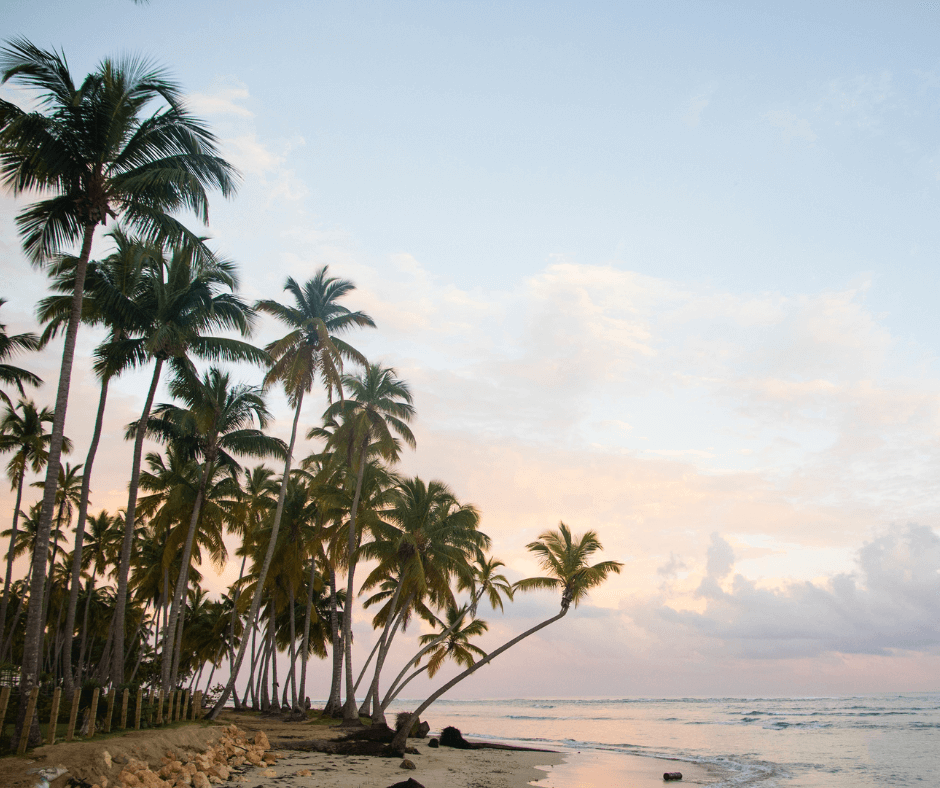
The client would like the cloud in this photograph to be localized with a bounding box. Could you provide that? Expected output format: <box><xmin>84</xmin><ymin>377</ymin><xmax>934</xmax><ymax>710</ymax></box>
<box><xmin>638</xmin><ymin>524</ymin><xmax>940</xmax><ymax>659</ymax></box>
<box><xmin>186</xmin><ymin>86</ymin><xmax>254</xmax><ymax>118</ymax></box>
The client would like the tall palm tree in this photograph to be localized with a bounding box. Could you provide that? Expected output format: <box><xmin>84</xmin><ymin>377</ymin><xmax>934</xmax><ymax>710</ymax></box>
<box><xmin>37</xmin><ymin>228</ymin><xmax>156</xmax><ymax>696</ymax></box>
<box><xmin>0</xmin><ymin>300</ymin><xmax>41</xmax><ymax>409</ymax></box>
<box><xmin>143</xmin><ymin>365</ymin><xmax>285</xmax><ymax>691</ymax></box>
<box><xmin>390</xmin><ymin>523</ymin><xmax>623</xmax><ymax>753</ymax></box>
<box><xmin>0</xmin><ymin>40</ymin><xmax>237</xmax><ymax>728</ymax></box>
<box><xmin>210</xmin><ymin>269</ymin><xmax>374</xmax><ymax>717</ymax></box>
<box><xmin>323</xmin><ymin>363</ymin><xmax>416</xmax><ymax>723</ymax></box>
<box><xmin>76</xmin><ymin>510</ymin><xmax>121</xmax><ymax>684</ymax></box>
<box><xmin>109</xmin><ymin>239</ymin><xmax>266</xmax><ymax>685</ymax></box>
<box><xmin>0</xmin><ymin>401</ymin><xmax>64</xmax><ymax>647</ymax></box>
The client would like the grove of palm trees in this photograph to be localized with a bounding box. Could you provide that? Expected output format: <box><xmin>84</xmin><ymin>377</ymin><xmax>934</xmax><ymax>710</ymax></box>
<box><xmin>0</xmin><ymin>38</ymin><xmax>622</xmax><ymax>753</ymax></box>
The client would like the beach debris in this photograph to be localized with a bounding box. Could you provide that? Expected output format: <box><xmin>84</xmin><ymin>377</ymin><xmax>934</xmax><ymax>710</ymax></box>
<box><xmin>427</xmin><ymin>739</ymin><xmax>439</xmax><ymax>748</ymax></box>
<box><xmin>387</xmin><ymin>779</ymin><xmax>425</xmax><ymax>788</ymax></box>
<box><xmin>663</xmin><ymin>772</ymin><xmax>683</xmax><ymax>781</ymax></box>
<box><xmin>439</xmin><ymin>726</ymin><xmax>474</xmax><ymax>749</ymax></box>
<box><xmin>399</xmin><ymin>759</ymin><xmax>417</xmax><ymax>770</ymax></box>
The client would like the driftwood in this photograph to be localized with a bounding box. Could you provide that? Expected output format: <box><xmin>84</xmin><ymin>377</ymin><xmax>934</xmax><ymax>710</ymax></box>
<box><xmin>663</xmin><ymin>772</ymin><xmax>683</xmax><ymax>781</ymax></box>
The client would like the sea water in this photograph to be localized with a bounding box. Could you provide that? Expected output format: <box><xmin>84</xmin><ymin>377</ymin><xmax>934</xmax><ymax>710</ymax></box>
<box><xmin>387</xmin><ymin>694</ymin><xmax>940</xmax><ymax>787</ymax></box>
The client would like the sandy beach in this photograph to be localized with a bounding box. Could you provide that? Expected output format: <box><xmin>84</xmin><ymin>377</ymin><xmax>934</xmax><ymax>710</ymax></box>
<box><xmin>0</xmin><ymin>709</ymin><xmax>723</xmax><ymax>788</ymax></box>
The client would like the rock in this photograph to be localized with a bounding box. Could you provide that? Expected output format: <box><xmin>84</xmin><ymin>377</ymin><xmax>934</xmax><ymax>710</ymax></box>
<box><xmin>102</xmin><ymin>751</ymin><xmax>113</xmax><ymax>769</ymax></box>
<box><xmin>415</xmin><ymin>721</ymin><xmax>430</xmax><ymax>739</ymax></box>
<box><xmin>663</xmin><ymin>772</ymin><xmax>683</xmax><ymax>781</ymax></box>
<box><xmin>439</xmin><ymin>726</ymin><xmax>474</xmax><ymax>749</ymax></box>
<box><xmin>387</xmin><ymin>779</ymin><xmax>425</xmax><ymax>788</ymax></box>
<box><xmin>191</xmin><ymin>773</ymin><xmax>211</xmax><ymax>788</ymax></box>
<box><xmin>261</xmin><ymin>768</ymin><xmax>277</xmax><ymax>777</ymax></box>
<box><xmin>254</xmin><ymin>731</ymin><xmax>270</xmax><ymax>750</ymax></box>
<box><xmin>399</xmin><ymin>759</ymin><xmax>416</xmax><ymax>770</ymax></box>
<box><xmin>295</xmin><ymin>769</ymin><xmax>312</xmax><ymax>776</ymax></box>
<box><xmin>427</xmin><ymin>738</ymin><xmax>439</xmax><ymax>748</ymax></box>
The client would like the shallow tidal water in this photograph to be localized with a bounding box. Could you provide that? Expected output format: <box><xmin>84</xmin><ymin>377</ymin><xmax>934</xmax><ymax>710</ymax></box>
<box><xmin>384</xmin><ymin>693</ymin><xmax>940</xmax><ymax>787</ymax></box>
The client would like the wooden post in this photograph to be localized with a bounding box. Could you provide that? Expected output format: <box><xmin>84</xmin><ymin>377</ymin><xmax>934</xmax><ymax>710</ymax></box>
<box><xmin>120</xmin><ymin>688</ymin><xmax>129</xmax><ymax>729</ymax></box>
<box><xmin>0</xmin><ymin>686</ymin><xmax>10</xmax><ymax>752</ymax></box>
<box><xmin>147</xmin><ymin>688</ymin><xmax>154</xmax><ymax>726</ymax></box>
<box><xmin>17</xmin><ymin>686</ymin><xmax>40</xmax><ymax>755</ymax></box>
<box><xmin>183</xmin><ymin>689</ymin><xmax>190</xmax><ymax>721</ymax></box>
<box><xmin>66</xmin><ymin>688</ymin><xmax>80</xmax><ymax>742</ymax></box>
<box><xmin>156</xmin><ymin>689</ymin><xmax>163</xmax><ymax>725</ymax></box>
<box><xmin>87</xmin><ymin>687</ymin><xmax>100</xmax><ymax>739</ymax></box>
<box><xmin>103</xmin><ymin>689</ymin><xmax>115</xmax><ymax>734</ymax></box>
<box><xmin>193</xmin><ymin>690</ymin><xmax>202</xmax><ymax>720</ymax></box>
<box><xmin>135</xmin><ymin>688</ymin><xmax>143</xmax><ymax>730</ymax></box>
<box><xmin>46</xmin><ymin>687</ymin><xmax>62</xmax><ymax>745</ymax></box>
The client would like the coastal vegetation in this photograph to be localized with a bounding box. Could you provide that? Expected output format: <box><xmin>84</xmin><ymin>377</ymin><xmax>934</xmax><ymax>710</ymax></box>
<box><xmin>0</xmin><ymin>38</ymin><xmax>622</xmax><ymax>751</ymax></box>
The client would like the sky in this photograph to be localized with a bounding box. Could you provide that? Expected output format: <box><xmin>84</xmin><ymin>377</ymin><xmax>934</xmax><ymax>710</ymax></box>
<box><xmin>1</xmin><ymin>0</ymin><xmax>939</xmax><ymax>700</ymax></box>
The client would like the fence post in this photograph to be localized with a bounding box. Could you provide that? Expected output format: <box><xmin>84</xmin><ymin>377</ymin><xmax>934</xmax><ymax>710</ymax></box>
<box><xmin>103</xmin><ymin>689</ymin><xmax>115</xmax><ymax>734</ymax></box>
<box><xmin>0</xmin><ymin>686</ymin><xmax>10</xmax><ymax>752</ymax></box>
<box><xmin>66</xmin><ymin>688</ymin><xmax>80</xmax><ymax>742</ymax></box>
<box><xmin>135</xmin><ymin>688</ymin><xmax>143</xmax><ymax>730</ymax></box>
<box><xmin>87</xmin><ymin>687</ymin><xmax>100</xmax><ymax>738</ymax></box>
<box><xmin>183</xmin><ymin>689</ymin><xmax>190</xmax><ymax>721</ymax></box>
<box><xmin>46</xmin><ymin>687</ymin><xmax>62</xmax><ymax>745</ymax></box>
<box><xmin>120</xmin><ymin>688</ymin><xmax>129</xmax><ymax>729</ymax></box>
<box><xmin>156</xmin><ymin>689</ymin><xmax>163</xmax><ymax>725</ymax></box>
<box><xmin>193</xmin><ymin>690</ymin><xmax>202</xmax><ymax>720</ymax></box>
<box><xmin>17</xmin><ymin>686</ymin><xmax>40</xmax><ymax>755</ymax></box>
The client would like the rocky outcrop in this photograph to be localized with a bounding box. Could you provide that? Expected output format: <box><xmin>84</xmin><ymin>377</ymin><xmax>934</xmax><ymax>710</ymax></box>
<box><xmin>92</xmin><ymin>725</ymin><xmax>276</xmax><ymax>788</ymax></box>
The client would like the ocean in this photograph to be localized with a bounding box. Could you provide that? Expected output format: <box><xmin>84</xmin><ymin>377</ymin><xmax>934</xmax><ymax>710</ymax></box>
<box><xmin>386</xmin><ymin>693</ymin><xmax>940</xmax><ymax>787</ymax></box>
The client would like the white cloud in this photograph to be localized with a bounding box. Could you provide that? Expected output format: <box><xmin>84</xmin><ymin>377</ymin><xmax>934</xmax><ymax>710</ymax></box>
<box><xmin>765</xmin><ymin>109</ymin><xmax>818</xmax><ymax>144</ymax></box>
<box><xmin>186</xmin><ymin>86</ymin><xmax>254</xmax><ymax>118</ymax></box>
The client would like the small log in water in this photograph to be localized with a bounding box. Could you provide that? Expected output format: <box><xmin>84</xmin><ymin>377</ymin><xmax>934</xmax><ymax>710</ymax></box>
<box><xmin>663</xmin><ymin>772</ymin><xmax>683</xmax><ymax>781</ymax></box>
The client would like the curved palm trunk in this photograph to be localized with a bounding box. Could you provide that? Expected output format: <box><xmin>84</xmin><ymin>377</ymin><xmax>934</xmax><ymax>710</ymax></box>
<box><xmin>0</xmin><ymin>467</ymin><xmax>27</xmax><ymax>644</ymax></box>
<box><xmin>286</xmin><ymin>585</ymin><xmax>297</xmax><ymax>709</ymax></box>
<box><xmin>16</xmin><ymin>223</ymin><xmax>93</xmax><ymax>750</ymax></box>
<box><xmin>39</xmin><ymin>503</ymin><xmax>65</xmax><ymax>646</ymax></box>
<box><xmin>111</xmin><ymin>357</ymin><xmax>164</xmax><ymax>685</ymax></box>
<box><xmin>389</xmin><ymin>607</ymin><xmax>568</xmax><ymax>754</ymax></box>
<box><xmin>367</xmin><ymin>591</ymin><xmax>412</xmax><ymax>725</ymax></box>
<box><xmin>64</xmin><ymin>376</ymin><xmax>109</xmax><ymax>697</ymax></box>
<box><xmin>209</xmin><ymin>391</ymin><xmax>304</xmax><ymax>718</ymax></box>
<box><xmin>161</xmin><ymin>459</ymin><xmax>212</xmax><ymax>692</ymax></box>
<box><xmin>341</xmin><ymin>440</ymin><xmax>369</xmax><ymax>724</ymax></box>
<box><xmin>76</xmin><ymin>576</ymin><xmax>95</xmax><ymax>683</ymax></box>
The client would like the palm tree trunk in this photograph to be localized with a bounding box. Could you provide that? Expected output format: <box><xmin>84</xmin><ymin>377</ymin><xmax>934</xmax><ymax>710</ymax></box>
<box><xmin>324</xmin><ymin>569</ymin><xmax>343</xmax><ymax>717</ymax></box>
<box><xmin>209</xmin><ymin>391</ymin><xmax>304</xmax><ymax>718</ymax></box>
<box><xmin>64</xmin><ymin>376</ymin><xmax>109</xmax><ymax>697</ymax></box>
<box><xmin>268</xmin><ymin>611</ymin><xmax>278</xmax><ymax>709</ymax></box>
<box><xmin>76</xmin><ymin>577</ymin><xmax>94</xmax><ymax>684</ymax></box>
<box><xmin>368</xmin><ymin>592</ymin><xmax>412</xmax><ymax>724</ymax></box>
<box><xmin>111</xmin><ymin>357</ymin><xmax>164</xmax><ymax>685</ymax></box>
<box><xmin>39</xmin><ymin>505</ymin><xmax>64</xmax><ymax>651</ymax></box>
<box><xmin>161</xmin><ymin>459</ymin><xmax>212</xmax><ymax>692</ymax></box>
<box><xmin>390</xmin><ymin>607</ymin><xmax>568</xmax><ymax>754</ymax></box>
<box><xmin>0</xmin><ymin>467</ymin><xmax>27</xmax><ymax>646</ymax></box>
<box><xmin>16</xmin><ymin>222</ymin><xmax>94</xmax><ymax>750</ymax></box>
<box><xmin>287</xmin><ymin>585</ymin><xmax>297</xmax><ymax>710</ymax></box>
<box><xmin>297</xmin><ymin>558</ymin><xmax>317</xmax><ymax>709</ymax></box>
<box><xmin>0</xmin><ymin>563</ymin><xmax>32</xmax><ymax>662</ymax></box>
<box><xmin>341</xmin><ymin>439</ymin><xmax>369</xmax><ymax>724</ymax></box>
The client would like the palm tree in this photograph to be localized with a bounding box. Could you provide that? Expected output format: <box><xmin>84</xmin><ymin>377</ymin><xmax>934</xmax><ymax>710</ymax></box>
<box><xmin>357</xmin><ymin>477</ymin><xmax>485</xmax><ymax>724</ymax></box>
<box><xmin>0</xmin><ymin>300</ymin><xmax>41</xmax><ymax>408</ymax></box>
<box><xmin>323</xmin><ymin>363</ymin><xmax>416</xmax><ymax>723</ymax></box>
<box><xmin>390</xmin><ymin>523</ymin><xmax>623</xmax><ymax>753</ymax></box>
<box><xmin>143</xmin><ymin>365</ymin><xmax>285</xmax><ymax>692</ymax></box>
<box><xmin>0</xmin><ymin>401</ymin><xmax>63</xmax><ymax>647</ymax></box>
<box><xmin>210</xmin><ymin>269</ymin><xmax>374</xmax><ymax>718</ymax></box>
<box><xmin>0</xmin><ymin>40</ymin><xmax>237</xmax><ymax>728</ymax></box>
<box><xmin>36</xmin><ymin>228</ymin><xmax>156</xmax><ymax>696</ymax></box>
<box><xmin>109</xmin><ymin>239</ymin><xmax>266</xmax><ymax>685</ymax></box>
<box><xmin>76</xmin><ymin>510</ymin><xmax>122</xmax><ymax>684</ymax></box>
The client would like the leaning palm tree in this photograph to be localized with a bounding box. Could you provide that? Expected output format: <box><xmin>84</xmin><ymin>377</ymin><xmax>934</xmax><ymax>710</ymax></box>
<box><xmin>0</xmin><ymin>39</ymin><xmax>237</xmax><ymax>730</ymax></box>
<box><xmin>209</xmin><ymin>268</ymin><xmax>374</xmax><ymax>717</ymax></box>
<box><xmin>323</xmin><ymin>363</ymin><xmax>416</xmax><ymax>723</ymax></box>
<box><xmin>0</xmin><ymin>300</ymin><xmax>41</xmax><ymax>409</ymax></box>
<box><xmin>390</xmin><ymin>523</ymin><xmax>623</xmax><ymax>753</ymax></box>
<box><xmin>143</xmin><ymin>365</ymin><xmax>286</xmax><ymax>692</ymax></box>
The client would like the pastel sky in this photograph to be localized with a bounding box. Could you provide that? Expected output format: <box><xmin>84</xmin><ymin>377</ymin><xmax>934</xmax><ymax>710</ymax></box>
<box><xmin>2</xmin><ymin>0</ymin><xmax>939</xmax><ymax>699</ymax></box>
